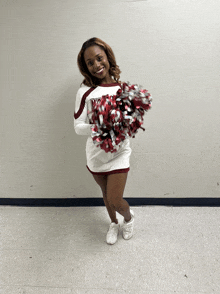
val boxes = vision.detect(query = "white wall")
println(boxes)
[1,0,220,199]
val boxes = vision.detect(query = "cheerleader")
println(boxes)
[74,37,134,245]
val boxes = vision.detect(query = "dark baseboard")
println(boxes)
[0,198,220,207]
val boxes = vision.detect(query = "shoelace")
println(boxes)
[109,223,118,232]
[123,220,133,233]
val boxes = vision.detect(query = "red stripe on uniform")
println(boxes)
[74,87,95,119]
[74,83,121,119]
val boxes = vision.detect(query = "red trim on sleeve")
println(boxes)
[74,87,95,119]
[87,165,130,175]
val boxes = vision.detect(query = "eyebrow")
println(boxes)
[85,53,102,62]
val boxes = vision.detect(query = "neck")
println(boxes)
[100,77,115,84]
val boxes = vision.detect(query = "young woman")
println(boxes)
[74,37,134,245]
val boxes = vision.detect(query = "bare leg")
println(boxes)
[106,173,131,222]
[92,174,118,224]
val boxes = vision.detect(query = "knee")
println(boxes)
[107,196,123,211]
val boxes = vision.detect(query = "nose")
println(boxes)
[93,60,101,70]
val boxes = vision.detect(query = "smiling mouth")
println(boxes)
[96,67,104,74]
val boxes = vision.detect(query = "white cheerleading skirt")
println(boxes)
[86,137,132,175]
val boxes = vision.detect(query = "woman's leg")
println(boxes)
[106,173,131,222]
[92,174,118,224]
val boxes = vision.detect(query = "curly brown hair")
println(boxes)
[77,37,121,87]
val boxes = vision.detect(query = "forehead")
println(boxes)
[84,45,106,61]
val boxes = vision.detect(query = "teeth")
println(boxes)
[96,68,104,73]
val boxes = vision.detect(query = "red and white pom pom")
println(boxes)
[88,82,152,153]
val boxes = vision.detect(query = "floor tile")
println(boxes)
[0,286,72,294]
[1,206,220,293]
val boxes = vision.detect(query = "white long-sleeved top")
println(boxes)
[74,84,94,135]
[73,82,132,175]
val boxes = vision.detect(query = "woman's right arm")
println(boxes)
[74,88,94,135]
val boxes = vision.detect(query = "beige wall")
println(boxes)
[1,0,220,199]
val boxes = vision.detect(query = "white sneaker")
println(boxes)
[122,210,134,240]
[106,222,120,245]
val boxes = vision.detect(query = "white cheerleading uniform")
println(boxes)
[74,82,132,175]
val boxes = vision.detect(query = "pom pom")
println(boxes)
[88,82,152,153]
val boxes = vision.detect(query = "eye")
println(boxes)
[97,56,102,61]
[87,61,93,66]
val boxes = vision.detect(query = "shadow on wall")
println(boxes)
[36,77,99,199]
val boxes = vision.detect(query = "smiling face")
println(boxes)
[84,45,113,84]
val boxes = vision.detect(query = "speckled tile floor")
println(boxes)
[0,205,220,294]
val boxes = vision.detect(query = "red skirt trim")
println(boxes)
[86,165,130,175]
